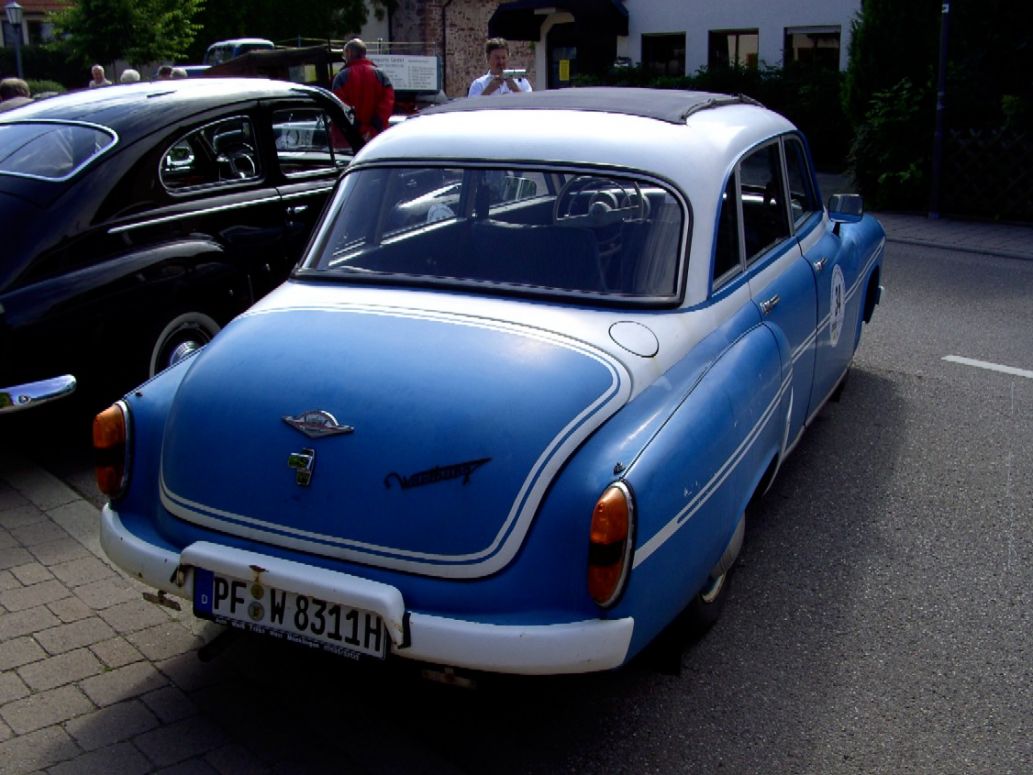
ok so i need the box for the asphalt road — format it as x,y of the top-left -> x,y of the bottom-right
7,238 -> 1032,774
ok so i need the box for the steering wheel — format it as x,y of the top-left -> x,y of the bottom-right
217,143 -> 257,179
553,177 -> 650,227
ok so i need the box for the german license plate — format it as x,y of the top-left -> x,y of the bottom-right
192,568 -> 387,659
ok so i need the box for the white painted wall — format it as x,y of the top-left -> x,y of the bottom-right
620,0 -> 860,72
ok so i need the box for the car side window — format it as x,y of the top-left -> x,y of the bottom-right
713,174 -> 742,288
160,116 -> 260,192
783,136 -> 820,229
273,109 -> 346,176
739,143 -> 791,263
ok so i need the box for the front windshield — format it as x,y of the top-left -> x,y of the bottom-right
302,164 -> 685,302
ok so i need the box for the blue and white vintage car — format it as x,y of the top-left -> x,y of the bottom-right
95,88 -> 884,675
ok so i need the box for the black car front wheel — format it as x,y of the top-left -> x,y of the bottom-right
148,312 -> 220,377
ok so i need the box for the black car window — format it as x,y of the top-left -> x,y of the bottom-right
273,109 -> 348,176
739,142 -> 791,263
160,116 -> 260,192
784,136 -> 820,229
0,122 -> 115,181
713,174 -> 742,288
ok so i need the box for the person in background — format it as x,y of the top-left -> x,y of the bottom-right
88,64 -> 111,88
468,38 -> 532,97
120,69 -> 141,83
0,78 -> 31,112
156,65 -> 174,80
171,67 -> 188,79
331,38 -> 395,141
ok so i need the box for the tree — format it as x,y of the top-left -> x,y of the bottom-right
51,0 -> 205,69
186,0 -> 395,61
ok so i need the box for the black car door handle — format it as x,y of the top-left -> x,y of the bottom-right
287,205 -> 309,216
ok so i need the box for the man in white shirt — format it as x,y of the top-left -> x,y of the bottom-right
468,38 -> 533,97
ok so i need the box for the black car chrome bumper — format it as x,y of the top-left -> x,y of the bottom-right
0,375 -> 77,414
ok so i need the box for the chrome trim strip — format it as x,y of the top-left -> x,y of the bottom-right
281,186 -> 334,201
108,195 -> 281,234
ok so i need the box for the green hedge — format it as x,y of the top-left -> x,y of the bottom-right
0,45 -> 86,92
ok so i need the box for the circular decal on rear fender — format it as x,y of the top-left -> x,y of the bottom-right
829,264 -> 846,348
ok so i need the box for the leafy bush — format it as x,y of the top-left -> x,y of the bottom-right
848,77 -> 931,210
27,80 -> 67,97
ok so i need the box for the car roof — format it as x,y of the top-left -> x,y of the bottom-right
421,87 -> 761,124
0,78 -> 328,144
361,88 -> 795,191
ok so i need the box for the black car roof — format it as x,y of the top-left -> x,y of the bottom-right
421,87 -> 761,124
0,78 -> 329,144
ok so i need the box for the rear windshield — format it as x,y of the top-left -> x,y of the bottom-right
302,165 -> 686,303
0,122 -> 116,181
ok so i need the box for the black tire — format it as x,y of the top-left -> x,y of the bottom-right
683,568 -> 733,635
148,312 -> 220,377
685,510 -> 744,634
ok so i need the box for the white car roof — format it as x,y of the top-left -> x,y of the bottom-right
360,88 -> 796,186
355,88 -> 802,308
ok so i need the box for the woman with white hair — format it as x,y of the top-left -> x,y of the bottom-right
120,69 -> 141,83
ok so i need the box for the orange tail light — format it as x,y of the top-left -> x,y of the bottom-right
93,402 -> 129,498
588,482 -> 634,607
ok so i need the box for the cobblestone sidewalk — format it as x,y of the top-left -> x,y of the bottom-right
0,459 -> 246,775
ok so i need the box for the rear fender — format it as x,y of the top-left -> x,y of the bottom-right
0,240 -> 247,392
611,321 -> 787,656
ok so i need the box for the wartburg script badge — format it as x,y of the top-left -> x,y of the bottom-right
384,458 -> 491,490
283,410 -> 354,439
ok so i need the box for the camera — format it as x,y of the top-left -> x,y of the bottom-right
502,69 -> 527,79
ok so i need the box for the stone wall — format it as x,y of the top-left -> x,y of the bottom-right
391,1 -> 536,98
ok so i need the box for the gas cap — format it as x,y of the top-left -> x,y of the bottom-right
608,321 -> 659,357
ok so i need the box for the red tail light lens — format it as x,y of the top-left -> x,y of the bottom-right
93,402 -> 129,498
588,482 -> 634,607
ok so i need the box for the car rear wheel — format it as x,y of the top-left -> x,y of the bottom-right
148,312 -> 220,377
686,510 -> 745,632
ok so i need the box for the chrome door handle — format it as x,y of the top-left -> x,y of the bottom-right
287,205 -> 309,216
759,295 -> 780,315
813,256 -> 828,272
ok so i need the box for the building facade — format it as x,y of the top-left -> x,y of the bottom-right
387,0 -> 860,98
2,0 -> 64,50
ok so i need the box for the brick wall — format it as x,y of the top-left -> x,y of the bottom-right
391,1 -> 537,98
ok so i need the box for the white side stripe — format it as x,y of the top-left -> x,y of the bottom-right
943,356 -> 1033,380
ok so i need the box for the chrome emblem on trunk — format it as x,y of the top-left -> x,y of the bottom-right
283,410 -> 354,439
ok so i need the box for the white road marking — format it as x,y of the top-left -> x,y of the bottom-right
942,355 -> 1033,380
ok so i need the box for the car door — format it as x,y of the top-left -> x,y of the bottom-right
784,135 -> 856,415
268,102 -> 353,267
146,111 -> 290,300
741,140 -> 818,452
3,111 -> 291,399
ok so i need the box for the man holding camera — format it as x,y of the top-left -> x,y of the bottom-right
468,38 -> 533,96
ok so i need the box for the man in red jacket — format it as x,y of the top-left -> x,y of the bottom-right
332,39 -> 395,142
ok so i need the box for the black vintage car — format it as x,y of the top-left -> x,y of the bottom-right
0,78 -> 362,415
